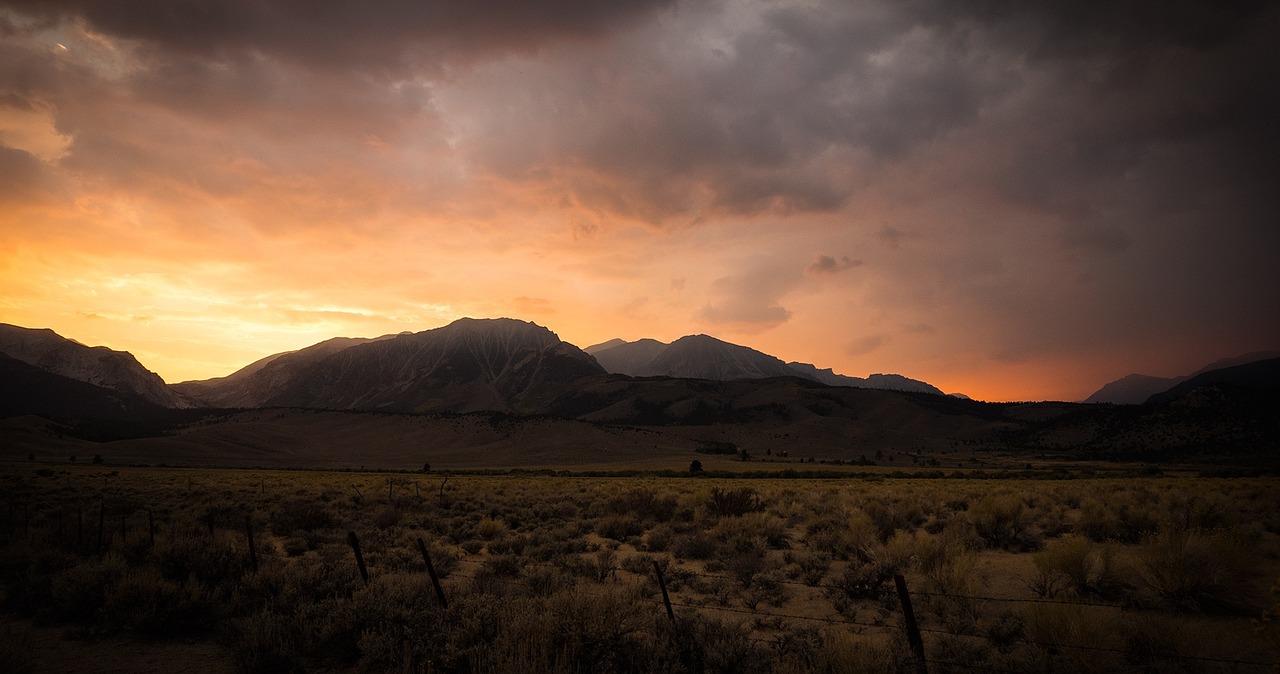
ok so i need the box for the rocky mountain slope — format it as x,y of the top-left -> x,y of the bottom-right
0,323 -> 185,407
172,334 -> 399,407
258,318 -> 605,413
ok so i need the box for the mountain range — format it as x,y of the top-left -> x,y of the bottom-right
1,318 -> 1276,469
584,335 -> 944,395
1083,351 -> 1280,404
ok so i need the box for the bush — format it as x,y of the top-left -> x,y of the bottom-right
1031,536 -> 1123,599
707,487 -> 762,518
1134,528 -> 1260,613
969,493 -> 1043,551
476,517 -> 507,540
673,533 -> 717,561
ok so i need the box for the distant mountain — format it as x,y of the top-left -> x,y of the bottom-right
172,334 -> 399,407
0,323 -> 185,408
587,335 -> 943,394
262,318 -> 605,413
585,338 -> 669,375
0,352 -> 163,420
1084,351 -> 1280,404
1083,374 -> 1183,405
640,335 -> 798,379
786,361 -> 944,395
1146,357 -> 1280,405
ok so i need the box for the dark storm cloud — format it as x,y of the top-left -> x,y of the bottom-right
454,0 -> 1019,223
6,0 -> 674,74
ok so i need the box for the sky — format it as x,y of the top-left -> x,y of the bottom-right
1,1 -> 1277,402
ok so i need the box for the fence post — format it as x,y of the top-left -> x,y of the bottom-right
653,560 -> 675,623
416,537 -> 448,608
894,574 -> 928,674
147,508 -> 155,547
244,514 -> 259,574
348,531 -> 369,586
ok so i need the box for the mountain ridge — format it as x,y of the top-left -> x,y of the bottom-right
586,335 -> 943,394
1084,350 -> 1280,404
0,323 -> 185,408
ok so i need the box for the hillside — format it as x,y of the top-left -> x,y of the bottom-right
0,323 -> 184,407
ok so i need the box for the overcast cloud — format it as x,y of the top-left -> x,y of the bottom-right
0,0 -> 1276,401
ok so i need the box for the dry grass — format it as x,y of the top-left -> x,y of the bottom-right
0,465 -> 1277,672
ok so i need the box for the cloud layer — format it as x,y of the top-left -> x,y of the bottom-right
1,0 -> 1276,400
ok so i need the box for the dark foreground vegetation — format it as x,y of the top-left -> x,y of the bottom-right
1,465 -> 1278,672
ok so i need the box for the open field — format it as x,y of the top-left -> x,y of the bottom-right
2,464 -> 1278,672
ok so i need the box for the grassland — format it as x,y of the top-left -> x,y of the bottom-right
2,464 -> 1278,672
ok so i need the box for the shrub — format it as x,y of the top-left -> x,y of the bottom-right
707,487 -> 762,518
793,551 -> 833,586
1022,603 -> 1124,672
643,524 -> 674,552
1134,528 -> 1260,613
476,517 -> 507,540
1031,536 -> 1123,599
831,558 -> 895,603
372,505 -> 402,529
673,532 -> 717,561
969,493 -> 1043,551
595,514 -> 645,541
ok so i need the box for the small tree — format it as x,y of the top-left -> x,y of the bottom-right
92,454 -> 104,465
689,460 -> 704,474
422,462 -> 431,473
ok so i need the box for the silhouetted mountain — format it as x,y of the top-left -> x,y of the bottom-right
587,334 -> 943,394
0,323 -> 185,407
1084,374 -> 1182,405
635,335 -> 797,380
787,362 -> 944,395
585,338 -> 669,375
1084,351 -> 1280,404
263,318 -> 605,413
0,352 -> 163,420
1146,358 -> 1280,405
172,334 -> 399,407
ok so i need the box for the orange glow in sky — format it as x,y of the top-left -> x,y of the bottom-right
1,1 -> 1276,402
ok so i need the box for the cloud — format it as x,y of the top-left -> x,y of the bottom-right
696,260 -> 802,332
806,255 -> 861,275
512,296 -> 555,315
10,0 -> 676,76
845,335 -> 886,356
1,0 -> 1277,400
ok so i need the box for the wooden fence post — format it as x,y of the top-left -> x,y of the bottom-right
894,574 -> 928,674
653,560 -> 675,623
416,537 -> 448,608
147,508 -> 155,547
348,531 -> 369,586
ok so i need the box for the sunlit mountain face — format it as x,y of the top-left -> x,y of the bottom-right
1,1 -> 1277,403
